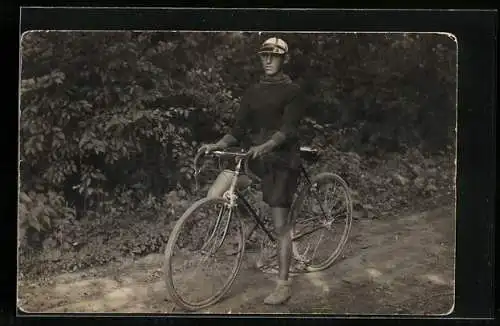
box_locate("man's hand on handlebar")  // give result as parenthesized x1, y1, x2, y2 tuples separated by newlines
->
(197, 143, 224, 155)
(193, 147, 259, 182)
(248, 139, 278, 159)
(198, 134, 238, 155)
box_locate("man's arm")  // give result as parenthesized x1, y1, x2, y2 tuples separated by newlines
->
(214, 134, 238, 148)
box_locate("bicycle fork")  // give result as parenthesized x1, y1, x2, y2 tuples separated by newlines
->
(201, 205, 229, 253)
(200, 158, 244, 255)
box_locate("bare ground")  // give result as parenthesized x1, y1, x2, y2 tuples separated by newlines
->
(17, 204, 455, 315)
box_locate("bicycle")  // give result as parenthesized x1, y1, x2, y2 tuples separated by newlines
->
(163, 147, 353, 311)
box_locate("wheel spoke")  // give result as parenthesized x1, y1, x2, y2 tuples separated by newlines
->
(293, 224, 324, 240)
(309, 229, 325, 263)
(323, 183, 337, 210)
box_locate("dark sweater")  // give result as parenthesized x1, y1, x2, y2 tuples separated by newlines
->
(228, 74, 307, 168)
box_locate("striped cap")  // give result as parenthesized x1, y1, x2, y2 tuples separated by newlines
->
(258, 37, 289, 55)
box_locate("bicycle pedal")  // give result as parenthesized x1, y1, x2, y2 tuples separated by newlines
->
(257, 262, 279, 274)
(288, 263, 307, 275)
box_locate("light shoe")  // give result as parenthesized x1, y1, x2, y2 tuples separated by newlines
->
(263, 279, 292, 305)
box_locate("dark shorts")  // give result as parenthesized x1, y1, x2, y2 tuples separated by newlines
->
(247, 155, 301, 208)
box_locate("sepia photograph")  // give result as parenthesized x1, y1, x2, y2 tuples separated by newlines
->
(18, 30, 457, 314)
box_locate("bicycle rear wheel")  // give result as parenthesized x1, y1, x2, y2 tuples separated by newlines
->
(290, 172, 353, 272)
(164, 197, 245, 311)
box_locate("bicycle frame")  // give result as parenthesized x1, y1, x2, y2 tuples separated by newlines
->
(236, 193, 276, 242)
(234, 161, 327, 244)
(293, 164, 332, 239)
(196, 149, 334, 245)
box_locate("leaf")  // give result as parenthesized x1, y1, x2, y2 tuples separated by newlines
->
(20, 192, 32, 203)
(46, 206, 57, 216)
(28, 216, 43, 232)
(18, 203, 27, 220)
(132, 110, 144, 121)
(41, 214, 51, 228)
(31, 203, 44, 218)
(94, 172, 106, 181)
(79, 133, 89, 149)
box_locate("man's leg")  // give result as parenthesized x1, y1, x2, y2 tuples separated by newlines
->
(263, 206, 293, 305)
(261, 164, 299, 305)
(272, 207, 292, 281)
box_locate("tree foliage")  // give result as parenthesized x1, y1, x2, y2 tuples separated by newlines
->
(19, 31, 456, 253)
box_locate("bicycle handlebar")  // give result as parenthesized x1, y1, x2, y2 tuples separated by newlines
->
(193, 149, 250, 174)
(211, 150, 252, 159)
(193, 149, 259, 191)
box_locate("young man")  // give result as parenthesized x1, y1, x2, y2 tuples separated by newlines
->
(199, 37, 306, 305)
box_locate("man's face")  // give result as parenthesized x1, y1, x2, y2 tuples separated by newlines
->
(260, 53, 284, 76)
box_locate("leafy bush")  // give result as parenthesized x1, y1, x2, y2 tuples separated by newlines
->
(18, 190, 75, 251)
(19, 31, 456, 268)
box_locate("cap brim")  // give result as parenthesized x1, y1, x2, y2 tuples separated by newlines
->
(257, 47, 286, 55)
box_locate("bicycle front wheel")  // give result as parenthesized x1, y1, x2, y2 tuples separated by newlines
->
(290, 172, 353, 272)
(164, 197, 245, 311)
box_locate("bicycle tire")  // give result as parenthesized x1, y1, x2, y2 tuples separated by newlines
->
(164, 197, 245, 311)
(290, 172, 353, 272)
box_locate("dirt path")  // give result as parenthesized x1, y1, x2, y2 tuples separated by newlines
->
(18, 205, 455, 315)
